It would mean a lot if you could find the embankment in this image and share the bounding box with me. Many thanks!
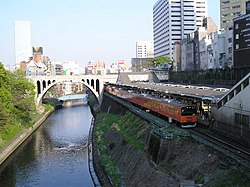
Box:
[0,108,54,165]
[92,93,250,186]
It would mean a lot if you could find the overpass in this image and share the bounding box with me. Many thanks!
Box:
[27,74,118,105]
[58,94,88,101]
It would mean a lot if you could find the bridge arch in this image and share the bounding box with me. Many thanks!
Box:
[37,81,99,106]
[42,80,46,90]
[91,79,94,89]
[96,79,100,93]
[27,75,117,106]
[37,81,41,94]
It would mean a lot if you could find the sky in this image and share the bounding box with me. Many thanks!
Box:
[0,0,220,68]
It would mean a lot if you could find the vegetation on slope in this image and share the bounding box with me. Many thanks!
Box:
[95,111,146,186]
[0,64,37,148]
[95,112,122,186]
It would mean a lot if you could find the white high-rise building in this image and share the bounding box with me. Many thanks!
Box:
[15,21,32,67]
[153,0,207,59]
[136,41,154,58]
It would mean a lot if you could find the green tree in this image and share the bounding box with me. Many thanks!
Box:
[10,69,36,124]
[147,56,173,67]
[0,64,14,127]
[0,88,13,127]
[0,63,38,148]
[0,63,11,89]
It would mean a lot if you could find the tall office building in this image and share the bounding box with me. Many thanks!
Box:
[220,0,248,29]
[136,41,154,58]
[153,0,207,59]
[15,21,32,67]
[233,1,250,68]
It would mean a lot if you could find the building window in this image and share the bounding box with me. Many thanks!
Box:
[235,23,239,29]
[242,115,249,127]
[235,113,249,127]
[235,113,241,124]
[232,5,241,9]
[236,34,239,39]
[236,44,239,49]
[222,0,230,4]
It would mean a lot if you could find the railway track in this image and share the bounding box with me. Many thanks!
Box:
[189,128,250,169]
[105,91,250,168]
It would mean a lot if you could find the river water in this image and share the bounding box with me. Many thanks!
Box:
[0,104,94,187]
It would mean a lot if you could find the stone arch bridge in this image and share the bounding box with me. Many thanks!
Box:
[27,75,118,106]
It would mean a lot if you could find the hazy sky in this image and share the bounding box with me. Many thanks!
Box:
[0,0,220,68]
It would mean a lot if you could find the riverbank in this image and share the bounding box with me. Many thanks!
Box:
[88,95,113,186]
[0,106,55,165]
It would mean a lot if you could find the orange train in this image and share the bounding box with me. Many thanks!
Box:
[105,86,197,128]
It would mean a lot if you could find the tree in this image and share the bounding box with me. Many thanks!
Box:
[147,56,173,68]
[10,69,36,124]
[0,64,14,127]
[0,63,11,89]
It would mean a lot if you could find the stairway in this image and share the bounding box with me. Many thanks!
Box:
[217,72,250,109]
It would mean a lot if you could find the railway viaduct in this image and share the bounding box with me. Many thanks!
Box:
[27,75,118,106]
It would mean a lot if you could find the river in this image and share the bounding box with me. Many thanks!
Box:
[0,104,94,187]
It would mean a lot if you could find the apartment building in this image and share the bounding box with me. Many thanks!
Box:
[136,41,154,58]
[220,0,248,29]
[233,12,250,67]
[153,0,207,59]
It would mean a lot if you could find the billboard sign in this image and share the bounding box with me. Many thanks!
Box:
[33,46,43,55]
[117,60,125,65]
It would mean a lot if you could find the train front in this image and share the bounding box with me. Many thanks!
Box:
[180,106,197,128]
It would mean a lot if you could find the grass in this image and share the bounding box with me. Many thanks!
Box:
[156,126,189,138]
[88,96,98,108]
[194,175,205,184]
[0,104,54,149]
[95,111,146,186]
[96,112,122,186]
[97,136,122,186]
[114,123,144,150]
[0,124,26,148]
[116,112,145,150]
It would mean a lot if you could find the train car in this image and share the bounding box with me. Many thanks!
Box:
[104,85,197,128]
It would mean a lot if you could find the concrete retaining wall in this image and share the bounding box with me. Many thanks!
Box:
[0,109,54,165]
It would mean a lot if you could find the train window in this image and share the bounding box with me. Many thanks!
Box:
[181,106,196,116]
[169,108,175,113]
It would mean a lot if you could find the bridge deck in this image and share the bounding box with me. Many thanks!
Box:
[58,94,88,101]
